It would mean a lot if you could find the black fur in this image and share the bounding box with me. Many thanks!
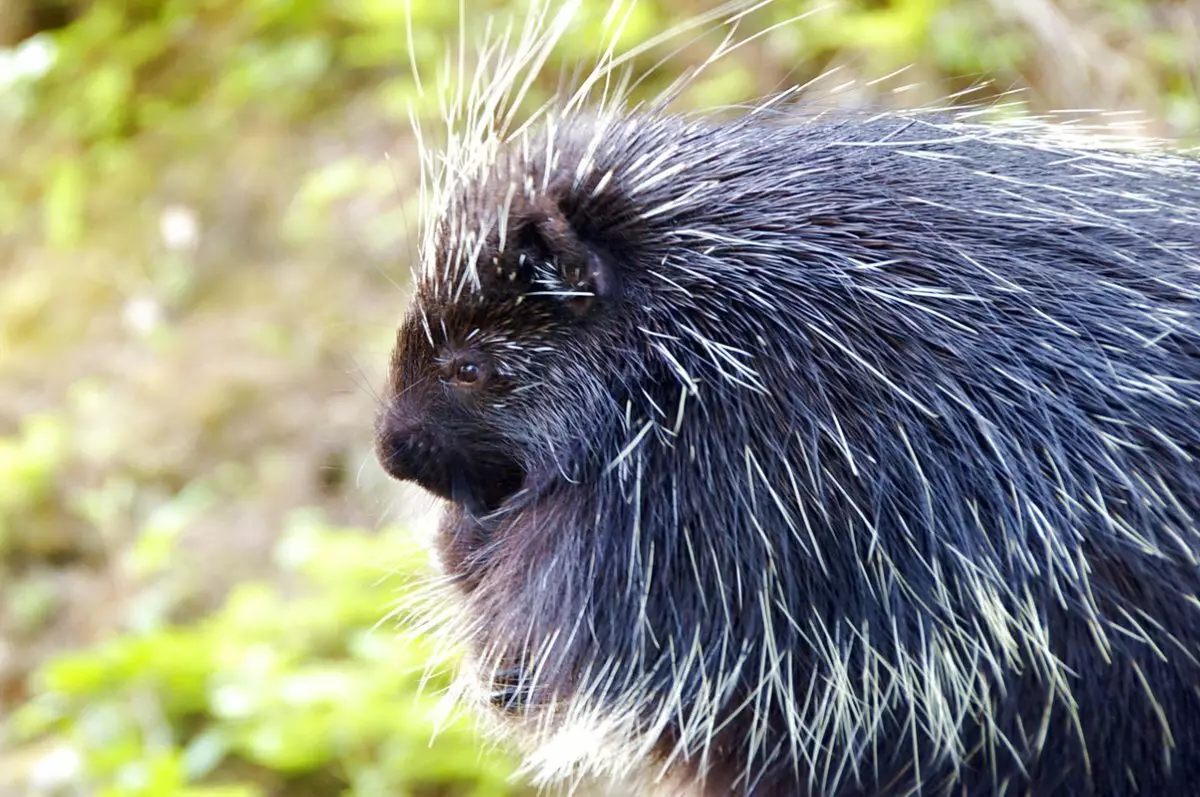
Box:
[376,109,1200,796]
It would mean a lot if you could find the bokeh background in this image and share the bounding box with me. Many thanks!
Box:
[0,1,1196,795]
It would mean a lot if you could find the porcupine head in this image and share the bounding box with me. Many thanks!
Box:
[372,99,781,787]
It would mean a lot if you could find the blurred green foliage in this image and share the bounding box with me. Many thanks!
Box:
[10,516,522,797]
[0,0,1195,795]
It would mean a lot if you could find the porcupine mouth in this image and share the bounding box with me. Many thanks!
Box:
[373,406,529,518]
[451,456,527,518]
[451,440,575,520]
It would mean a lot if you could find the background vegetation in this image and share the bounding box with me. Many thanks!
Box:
[0,1,1196,795]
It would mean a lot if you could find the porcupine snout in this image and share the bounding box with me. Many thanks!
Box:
[374,398,454,493]
[374,391,526,519]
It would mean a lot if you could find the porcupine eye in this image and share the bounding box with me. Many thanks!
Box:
[441,357,488,390]
[562,251,613,316]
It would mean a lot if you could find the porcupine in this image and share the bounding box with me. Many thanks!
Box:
[373,2,1200,794]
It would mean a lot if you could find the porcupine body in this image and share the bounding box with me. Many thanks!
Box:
[374,10,1200,797]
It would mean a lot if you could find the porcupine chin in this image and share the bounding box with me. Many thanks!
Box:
[374,2,1200,795]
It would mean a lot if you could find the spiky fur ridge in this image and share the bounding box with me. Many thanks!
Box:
[376,2,1200,794]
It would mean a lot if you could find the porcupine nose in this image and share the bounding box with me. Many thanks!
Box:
[373,402,438,484]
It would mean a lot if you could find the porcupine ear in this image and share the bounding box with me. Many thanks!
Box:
[558,249,613,316]
[513,195,615,317]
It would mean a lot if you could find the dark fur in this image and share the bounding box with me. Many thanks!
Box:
[376,110,1200,796]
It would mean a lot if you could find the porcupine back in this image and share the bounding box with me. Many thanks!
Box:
[382,7,1200,797]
